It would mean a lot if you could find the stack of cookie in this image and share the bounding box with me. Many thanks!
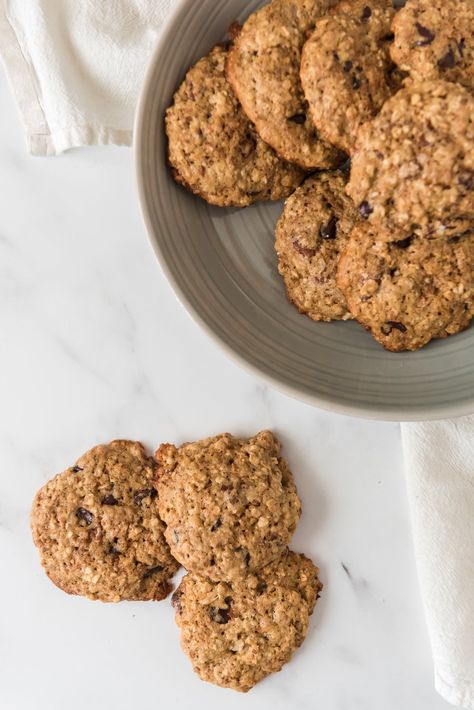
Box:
[165,0,474,352]
[31,432,322,692]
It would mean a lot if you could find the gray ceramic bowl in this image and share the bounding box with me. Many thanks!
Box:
[135,0,474,421]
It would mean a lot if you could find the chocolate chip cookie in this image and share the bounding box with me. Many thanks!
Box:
[391,0,474,92]
[155,431,301,582]
[226,0,344,170]
[337,224,474,351]
[301,0,401,154]
[165,44,304,207]
[347,80,474,234]
[275,171,358,321]
[172,550,322,692]
[31,440,179,602]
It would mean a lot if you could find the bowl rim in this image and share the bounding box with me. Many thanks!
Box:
[134,0,474,423]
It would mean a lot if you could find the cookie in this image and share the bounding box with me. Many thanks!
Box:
[337,224,474,351]
[275,172,358,321]
[391,0,474,92]
[301,0,401,154]
[165,44,304,208]
[31,440,179,602]
[172,550,322,692]
[226,0,344,170]
[347,80,474,235]
[155,431,301,581]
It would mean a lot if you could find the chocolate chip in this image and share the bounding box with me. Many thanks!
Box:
[458,170,474,190]
[392,0,406,6]
[143,565,164,579]
[209,606,232,624]
[288,113,306,124]
[108,544,120,557]
[438,47,456,69]
[102,494,118,506]
[72,466,83,473]
[415,22,435,46]
[76,507,93,526]
[459,38,466,57]
[224,596,233,606]
[342,60,353,73]
[381,321,407,335]
[448,229,472,243]
[393,236,413,249]
[361,6,372,20]
[256,582,267,595]
[293,240,316,258]
[340,157,352,172]
[133,488,157,506]
[352,75,362,90]
[382,32,395,42]
[211,518,222,532]
[359,201,373,219]
[171,589,183,613]
[235,547,251,567]
[320,215,338,240]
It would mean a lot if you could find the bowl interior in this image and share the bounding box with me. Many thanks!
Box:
[135,0,474,421]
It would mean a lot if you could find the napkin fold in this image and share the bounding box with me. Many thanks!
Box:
[0,0,176,155]
[402,417,474,709]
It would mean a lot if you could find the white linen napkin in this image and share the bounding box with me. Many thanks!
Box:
[0,0,176,155]
[402,417,474,709]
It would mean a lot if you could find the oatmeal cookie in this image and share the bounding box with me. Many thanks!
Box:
[391,0,474,92]
[226,0,344,170]
[31,440,179,602]
[172,550,322,692]
[275,171,358,321]
[155,431,301,581]
[301,0,401,153]
[347,80,474,235]
[337,223,474,351]
[166,44,304,207]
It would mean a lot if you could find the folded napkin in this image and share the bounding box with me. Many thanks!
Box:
[402,417,474,709]
[0,0,176,155]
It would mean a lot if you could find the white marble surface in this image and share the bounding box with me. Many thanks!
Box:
[0,68,450,710]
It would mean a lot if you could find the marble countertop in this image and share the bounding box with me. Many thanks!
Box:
[0,68,449,710]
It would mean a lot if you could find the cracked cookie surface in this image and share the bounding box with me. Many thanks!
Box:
[337,224,474,351]
[155,431,301,581]
[31,440,179,602]
[275,171,358,321]
[165,44,304,207]
[226,0,344,170]
[172,550,322,692]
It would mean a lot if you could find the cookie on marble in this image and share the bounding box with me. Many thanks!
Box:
[347,80,474,234]
[301,0,401,154]
[165,44,304,208]
[275,171,358,321]
[172,549,322,692]
[391,0,474,93]
[31,440,179,602]
[226,0,344,170]
[337,224,474,351]
[155,431,301,581]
